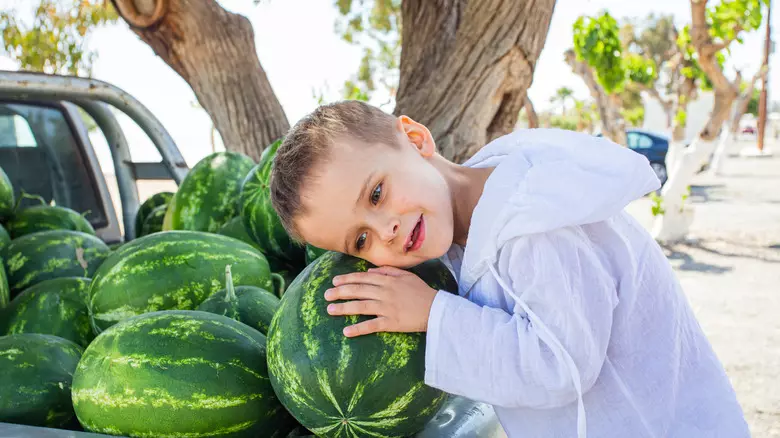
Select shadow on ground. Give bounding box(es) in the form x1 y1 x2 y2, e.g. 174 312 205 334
662 237 780 273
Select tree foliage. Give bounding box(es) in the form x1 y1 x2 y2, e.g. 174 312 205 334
0 0 117 76
334 0 401 101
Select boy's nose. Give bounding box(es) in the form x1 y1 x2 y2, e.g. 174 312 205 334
378 220 400 242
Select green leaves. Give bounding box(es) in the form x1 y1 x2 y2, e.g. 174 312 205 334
623 53 657 88
709 0 768 44
0 0 118 77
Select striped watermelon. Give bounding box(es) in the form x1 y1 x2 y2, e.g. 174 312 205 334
164 152 255 233
197 265 281 335
305 244 327 265
88 231 274 333
72 310 295 438
5 205 96 239
267 252 457 437
138 204 167 237
0 165 13 221
0 261 8 309
239 139 305 272
2 230 110 296
134 191 173 237
0 333 83 428
218 216 263 252
1 277 93 347
0 223 9 251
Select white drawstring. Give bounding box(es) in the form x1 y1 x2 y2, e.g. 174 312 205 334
489 263 587 438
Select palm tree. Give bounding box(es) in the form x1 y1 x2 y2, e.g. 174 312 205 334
550 87 575 115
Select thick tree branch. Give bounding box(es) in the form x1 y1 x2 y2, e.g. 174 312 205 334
730 65 769 133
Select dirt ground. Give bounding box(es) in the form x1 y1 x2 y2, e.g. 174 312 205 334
627 138 780 437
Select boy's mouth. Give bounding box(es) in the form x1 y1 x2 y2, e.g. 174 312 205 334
404 215 425 253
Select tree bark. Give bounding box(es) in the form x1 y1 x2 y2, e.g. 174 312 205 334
730 66 768 135
524 95 539 129
564 49 627 146
395 0 556 163
112 0 289 161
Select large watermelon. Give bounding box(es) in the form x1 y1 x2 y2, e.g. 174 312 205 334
2 230 110 296
138 204 167 237
164 152 255 233
5 205 96 239
0 165 13 221
267 252 457 437
239 139 305 272
2 277 93 347
197 265 280 335
72 310 295 438
134 191 173 237
0 261 8 309
88 231 274 333
0 223 9 251
0 333 83 428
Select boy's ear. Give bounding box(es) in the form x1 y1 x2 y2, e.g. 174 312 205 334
397 115 435 158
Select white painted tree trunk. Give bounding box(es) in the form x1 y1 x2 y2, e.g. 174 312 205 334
709 129 733 175
651 131 721 243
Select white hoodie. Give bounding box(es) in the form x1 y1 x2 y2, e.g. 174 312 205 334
425 129 749 438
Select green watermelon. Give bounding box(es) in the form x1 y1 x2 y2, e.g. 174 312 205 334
0 223 9 251
138 204 167 237
88 230 274 333
164 152 255 233
2 230 110 296
0 333 83 428
305 244 328 265
2 277 93 347
239 139 305 272
5 205 96 239
0 166 13 221
72 310 295 438
218 216 263 252
134 191 173 237
267 252 457 437
0 261 8 309
197 265 281 335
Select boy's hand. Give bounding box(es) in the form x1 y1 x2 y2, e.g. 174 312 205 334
325 266 438 337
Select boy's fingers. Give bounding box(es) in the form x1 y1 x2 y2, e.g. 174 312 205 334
344 317 386 337
332 272 389 287
327 300 382 317
325 284 380 301
367 266 406 277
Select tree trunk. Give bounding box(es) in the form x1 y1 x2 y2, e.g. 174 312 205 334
730 67 768 135
524 96 539 129
564 49 627 146
112 0 289 161
395 0 556 163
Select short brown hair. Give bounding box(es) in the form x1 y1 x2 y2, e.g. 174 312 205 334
270 100 398 243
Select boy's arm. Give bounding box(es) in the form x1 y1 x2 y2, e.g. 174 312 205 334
424 229 619 409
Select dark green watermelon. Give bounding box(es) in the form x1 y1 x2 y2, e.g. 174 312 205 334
88 231 275 333
239 139 306 272
2 230 110 296
0 223 9 252
305 244 328 265
0 166 13 221
0 333 83 428
164 152 255 233
267 252 457 437
197 265 281 335
5 205 96 239
0 261 8 309
217 216 263 252
138 204 167 237
1 277 93 347
134 191 173 237
72 310 295 438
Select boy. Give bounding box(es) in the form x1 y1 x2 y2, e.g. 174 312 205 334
269 100 748 437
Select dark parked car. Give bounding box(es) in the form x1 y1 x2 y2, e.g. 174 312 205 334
597 129 669 186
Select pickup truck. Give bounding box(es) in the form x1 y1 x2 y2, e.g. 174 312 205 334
0 71 505 438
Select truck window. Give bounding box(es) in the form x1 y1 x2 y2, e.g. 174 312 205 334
0 102 108 229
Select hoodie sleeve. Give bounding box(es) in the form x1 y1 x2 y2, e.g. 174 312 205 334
424 227 618 409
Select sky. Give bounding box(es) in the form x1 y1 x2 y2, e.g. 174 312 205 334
0 0 773 169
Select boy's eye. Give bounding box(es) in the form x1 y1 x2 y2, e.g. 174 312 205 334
370 183 382 205
356 232 367 251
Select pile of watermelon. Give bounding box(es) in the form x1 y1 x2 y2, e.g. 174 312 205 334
0 143 461 438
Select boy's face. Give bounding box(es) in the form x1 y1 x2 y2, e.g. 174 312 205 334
296 117 454 268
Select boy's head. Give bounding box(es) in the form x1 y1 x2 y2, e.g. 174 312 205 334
270 100 455 268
